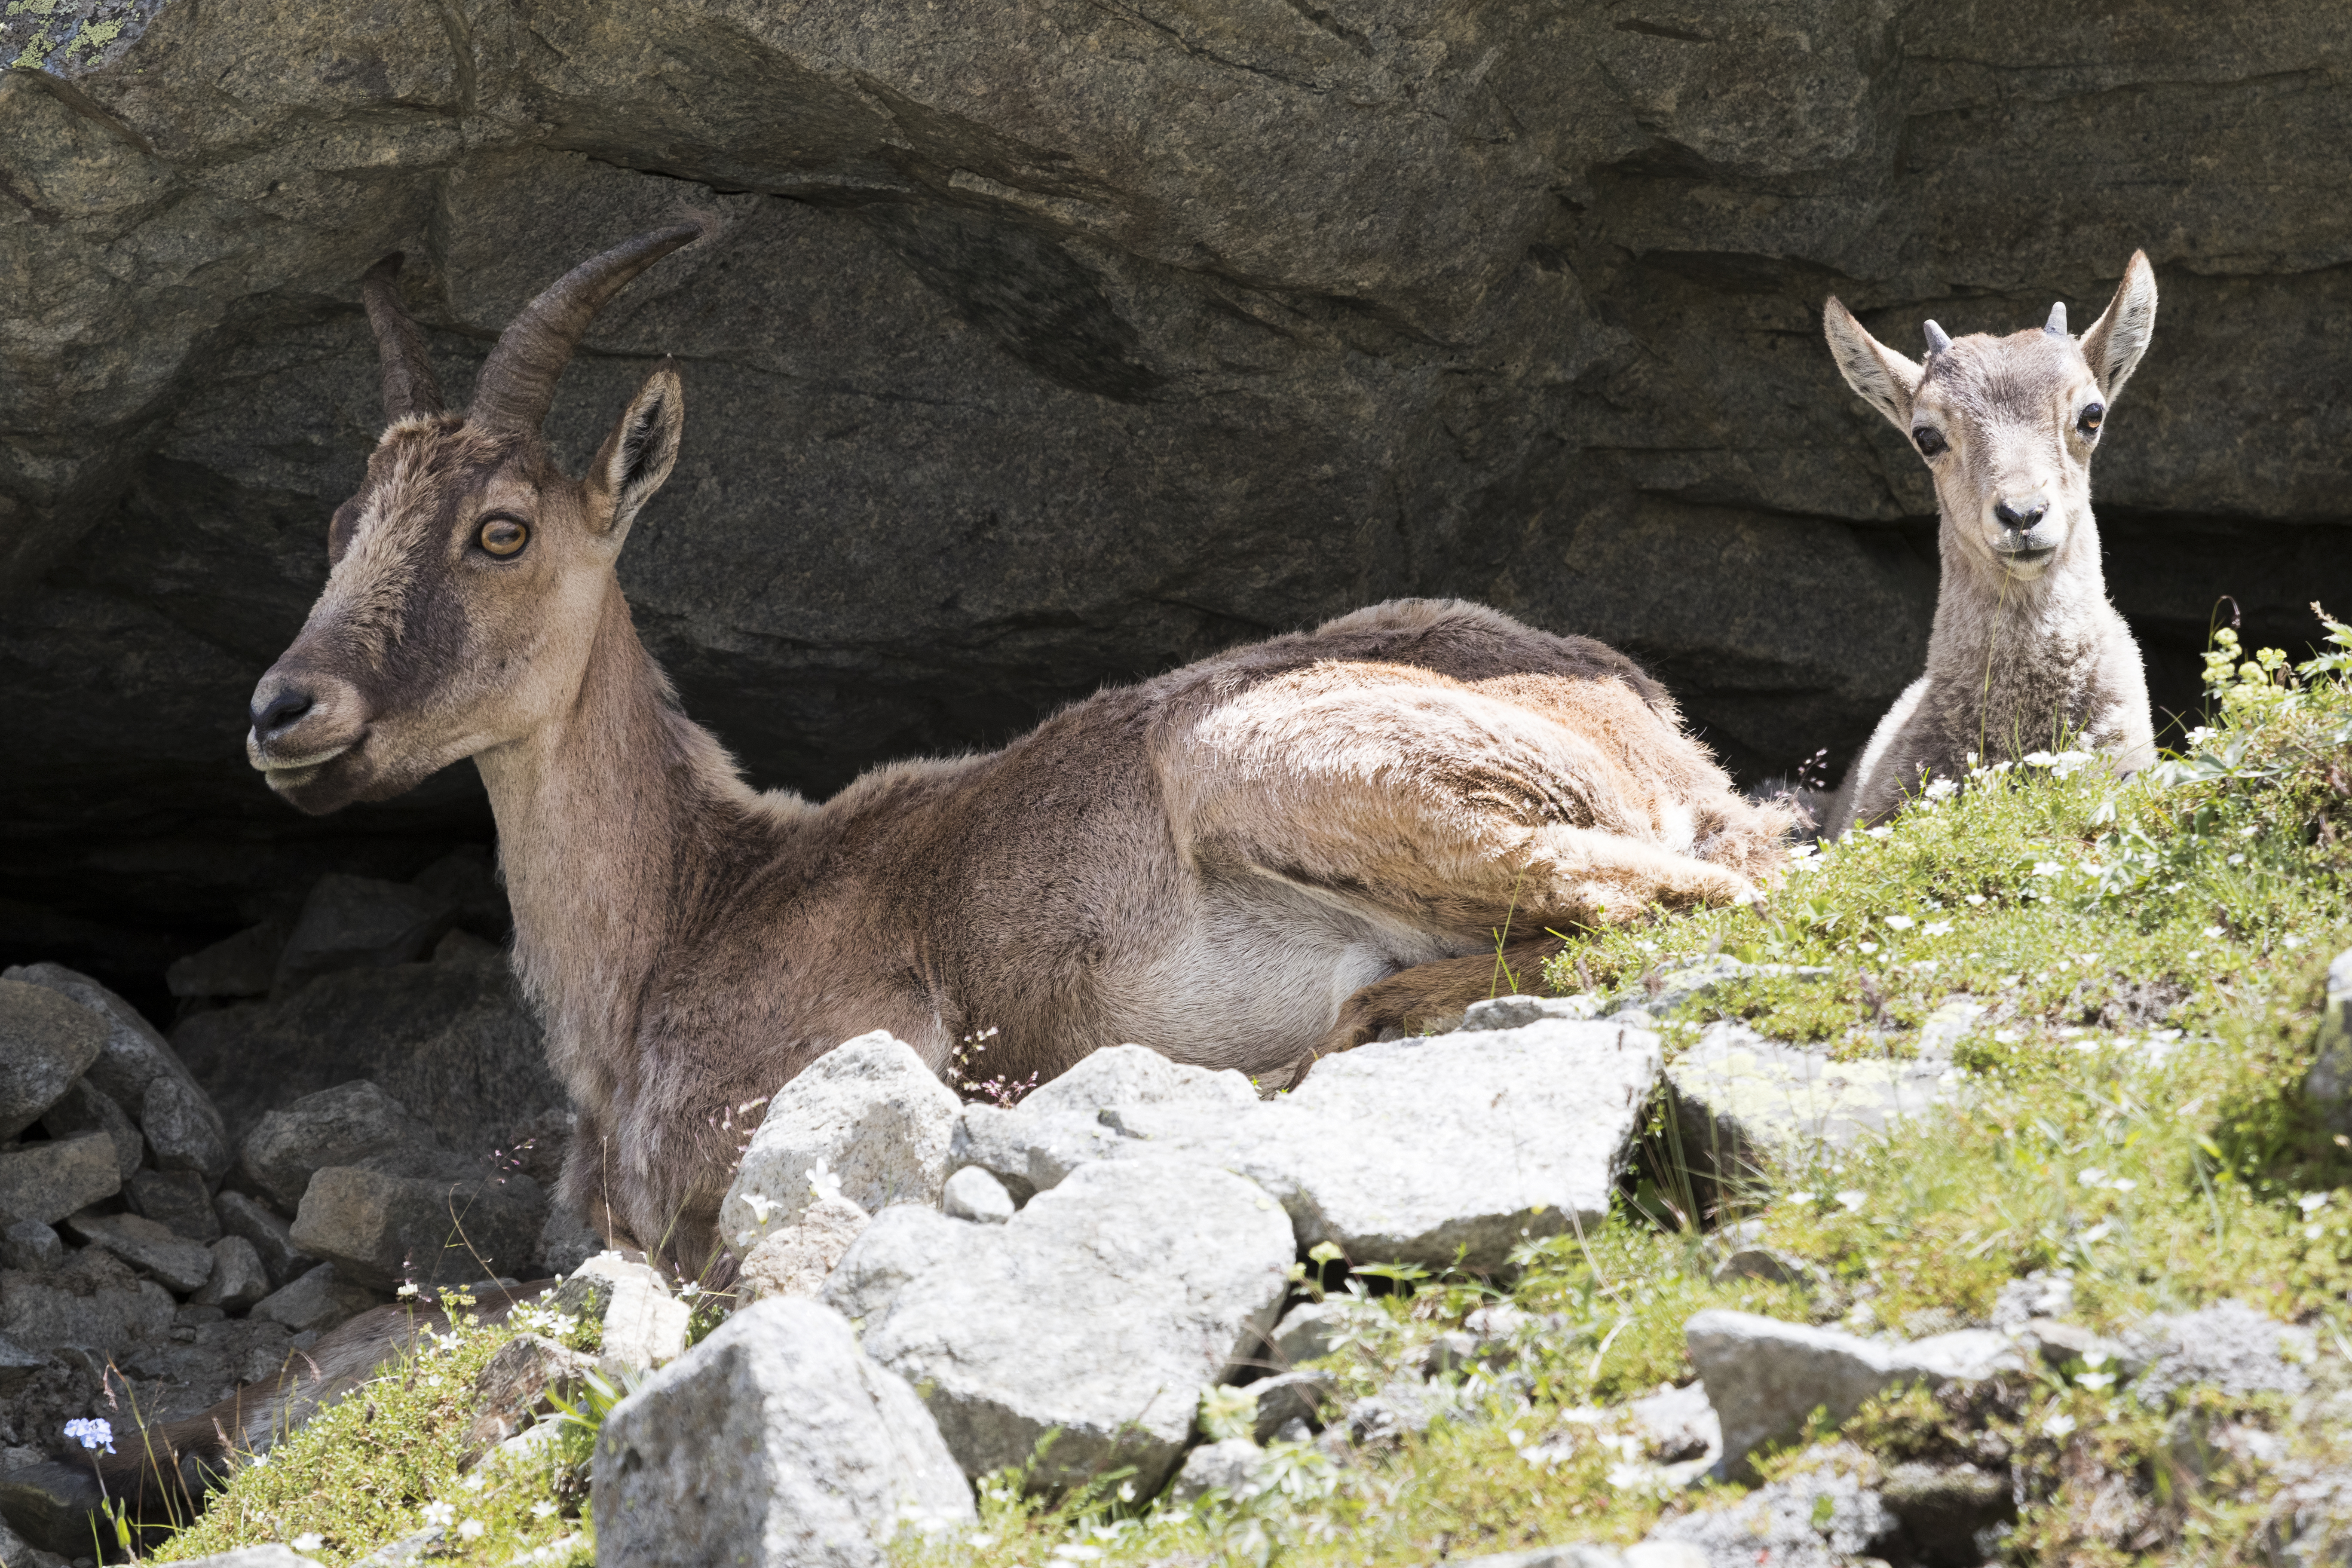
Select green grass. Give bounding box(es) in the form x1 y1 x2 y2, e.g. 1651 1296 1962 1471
147 1289 604 1566
147 612 2352 1566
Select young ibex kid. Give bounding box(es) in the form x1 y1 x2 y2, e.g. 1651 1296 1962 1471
1819 254 2159 837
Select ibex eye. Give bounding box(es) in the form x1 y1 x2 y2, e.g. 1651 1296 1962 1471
2079 402 2105 434
477 518 529 557
1913 427 1947 457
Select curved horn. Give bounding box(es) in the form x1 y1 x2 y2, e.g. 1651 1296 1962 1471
1922 319 1952 356
2045 301 2067 336
468 220 710 438
360 255 445 423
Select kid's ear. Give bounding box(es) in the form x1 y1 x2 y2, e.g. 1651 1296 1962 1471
587 364 684 547
2078 251 2158 401
1823 297 1926 432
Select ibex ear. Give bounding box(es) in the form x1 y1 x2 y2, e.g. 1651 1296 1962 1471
2078 250 2158 401
1822 297 1925 432
587 364 684 545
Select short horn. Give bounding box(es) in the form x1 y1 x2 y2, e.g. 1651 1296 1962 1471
360 255 444 423
1922 319 1952 356
467 220 713 438
2045 301 2067 335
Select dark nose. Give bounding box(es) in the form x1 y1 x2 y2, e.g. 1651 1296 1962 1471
251 688 313 737
1993 496 2048 530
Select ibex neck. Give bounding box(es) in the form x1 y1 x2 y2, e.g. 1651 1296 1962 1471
1926 507 2113 750
471 584 753 1096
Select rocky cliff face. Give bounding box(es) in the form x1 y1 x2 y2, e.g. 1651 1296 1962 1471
4 0 2349 991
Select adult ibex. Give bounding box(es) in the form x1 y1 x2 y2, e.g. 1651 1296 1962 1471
1818 255 2159 837
246 219 1791 1271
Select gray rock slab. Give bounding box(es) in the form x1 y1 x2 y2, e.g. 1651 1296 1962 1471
741 1196 872 1301
0 1133 120 1225
65 1211 217 1295
0 1246 175 1355
0 980 103 1141
35 1080 140 1183
0 1458 104 1559
821 1206 976 1323
169 939 567 1158
1685 1310 2023 1476
1267 1300 1360 1368
128 1167 222 1242
594 1297 974 1567
2130 1299 2315 1406
192 1236 270 1311
3 964 233 1181
0 1332 43 1396
955 1022 1663 1269
466 1332 594 1455
1458 993 1608 1031
1616 959 1832 1018
216 1190 315 1289
940 1166 1014 1224
1441 1549 1700 1568
861 1158 1295 1493
539 1202 603 1278
952 1045 1260 1202
0 1512 70 1568
1 1220 61 1273
249 1262 386 1335
720 1031 962 1250
589 1255 691 1376
166 920 292 1001
1167 1437 1269 1504
242 1079 443 1212
289 1143 545 1291
275 874 460 995
168 1549 324 1568
1645 1447 1898 1566
1629 1381 1721 1464
1669 1021 1962 1179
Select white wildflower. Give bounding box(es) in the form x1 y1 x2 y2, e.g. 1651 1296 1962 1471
2044 1412 2078 1439
531 1501 559 1519
2031 861 2065 877
1923 920 1954 936
291 1534 324 1553
1923 777 1958 801
1883 914 1916 931
458 1519 485 1541
2202 925 2225 938
422 1501 456 1528
1858 941 1880 956
1836 1190 1867 1212
1965 893 1987 906
2078 1168 2106 1187
2300 1193 2331 1213
1866 824 1893 839
742 1192 776 1225
806 1158 845 1203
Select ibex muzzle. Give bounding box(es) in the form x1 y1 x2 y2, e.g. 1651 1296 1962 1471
247 223 706 812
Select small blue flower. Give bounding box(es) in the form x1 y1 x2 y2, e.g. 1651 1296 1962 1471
64 1417 116 1455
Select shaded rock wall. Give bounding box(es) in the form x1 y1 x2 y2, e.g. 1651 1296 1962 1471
4 0 2349 995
